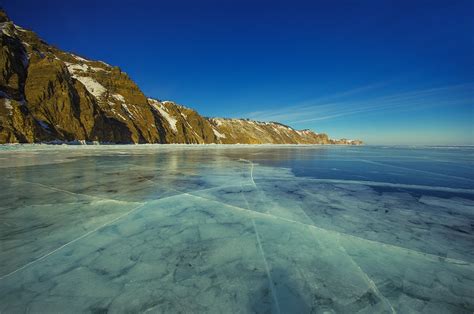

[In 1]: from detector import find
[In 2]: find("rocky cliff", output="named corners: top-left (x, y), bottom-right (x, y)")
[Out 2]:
top-left (0, 10), bottom-right (362, 145)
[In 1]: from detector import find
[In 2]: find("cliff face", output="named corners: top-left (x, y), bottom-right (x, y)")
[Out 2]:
top-left (0, 11), bottom-right (362, 145)
top-left (0, 11), bottom-right (167, 144)
top-left (209, 118), bottom-right (331, 144)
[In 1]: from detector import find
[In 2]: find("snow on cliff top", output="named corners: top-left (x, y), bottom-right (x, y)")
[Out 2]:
top-left (148, 99), bottom-right (178, 132)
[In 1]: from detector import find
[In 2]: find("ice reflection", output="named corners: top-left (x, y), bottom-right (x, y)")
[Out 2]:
top-left (0, 145), bottom-right (473, 313)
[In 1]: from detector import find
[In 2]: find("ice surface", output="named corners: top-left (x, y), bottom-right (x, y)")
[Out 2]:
top-left (0, 145), bottom-right (473, 313)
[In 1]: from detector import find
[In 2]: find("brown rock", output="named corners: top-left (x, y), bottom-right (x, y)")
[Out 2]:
top-left (0, 9), bottom-right (362, 145)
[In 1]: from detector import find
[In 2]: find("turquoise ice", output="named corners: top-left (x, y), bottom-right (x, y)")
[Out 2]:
top-left (0, 145), bottom-right (473, 313)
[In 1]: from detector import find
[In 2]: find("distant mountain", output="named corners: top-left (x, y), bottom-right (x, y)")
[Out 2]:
top-left (0, 10), bottom-right (362, 145)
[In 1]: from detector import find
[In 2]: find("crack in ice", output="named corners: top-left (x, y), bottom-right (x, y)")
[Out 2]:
top-left (5, 177), bottom-right (132, 204)
top-left (338, 242), bottom-right (397, 313)
top-left (359, 159), bottom-right (474, 183)
top-left (239, 159), bottom-right (256, 187)
top-left (169, 183), bottom-right (256, 197)
top-left (252, 219), bottom-right (281, 314)
top-left (0, 203), bottom-right (146, 281)
top-left (183, 193), bottom-right (473, 266)
top-left (286, 178), bottom-right (474, 194)
top-left (241, 185), bottom-right (252, 212)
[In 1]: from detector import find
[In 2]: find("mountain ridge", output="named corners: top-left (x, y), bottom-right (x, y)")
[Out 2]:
top-left (0, 10), bottom-right (362, 145)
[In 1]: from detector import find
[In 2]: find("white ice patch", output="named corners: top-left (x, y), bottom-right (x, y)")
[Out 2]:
top-left (212, 119), bottom-right (223, 126)
top-left (14, 24), bottom-right (27, 32)
top-left (117, 113), bottom-right (128, 121)
top-left (297, 130), bottom-right (314, 136)
top-left (65, 62), bottom-right (89, 73)
top-left (3, 99), bottom-right (13, 110)
top-left (112, 94), bottom-right (125, 102)
top-left (71, 54), bottom-right (90, 63)
top-left (74, 76), bottom-right (107, 98)
top-left (66, 62), bottom-right (106, 74)
top-left (90, 66), bottom-right (106, 72)
top-left (212, 128), bottom-right (226, 139)
top-left (272, 126), bottom-right (281, 134)
top-left (3, 99), bottom-right (13, 116)
top-left (0, 22), bottom-right (14, 37)
top-left (121, 104), bottom-right (135, 118)
top-left (111, 108), bottom-right (128, 121)
top-left (149, 99), bottom-right (178, 132)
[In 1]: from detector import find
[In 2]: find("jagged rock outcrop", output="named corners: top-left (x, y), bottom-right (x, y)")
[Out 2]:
top-left (0, 9), bottom-right (362, 145)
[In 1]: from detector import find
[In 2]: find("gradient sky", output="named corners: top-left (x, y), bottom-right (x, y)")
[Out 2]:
top-left (3, 0), bottom-right (474, 144)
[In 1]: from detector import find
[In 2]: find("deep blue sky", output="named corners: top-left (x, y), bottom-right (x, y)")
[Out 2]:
top-left (4, 0), bottom-right (473, 144)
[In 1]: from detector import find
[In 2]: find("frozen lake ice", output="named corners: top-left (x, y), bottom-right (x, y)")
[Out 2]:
top-left (0, 145), bottom-right (473, 313)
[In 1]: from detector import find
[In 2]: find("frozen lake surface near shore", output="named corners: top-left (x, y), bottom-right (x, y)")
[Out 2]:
top-left (0, 145), bottom-right (473, 313)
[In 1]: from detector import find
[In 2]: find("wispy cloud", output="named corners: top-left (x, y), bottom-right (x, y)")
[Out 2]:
top-left (245, 82), bottom-right (386, 120)
top-left (244, 83), bottom-right (474, 124)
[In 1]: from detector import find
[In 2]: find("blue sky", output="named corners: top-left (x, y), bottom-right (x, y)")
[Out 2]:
top-left (4, 0), bottom-right (473, 144)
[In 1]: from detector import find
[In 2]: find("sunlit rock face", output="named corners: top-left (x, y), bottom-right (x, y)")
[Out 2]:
top-left (0, 145), bottom-right (472, 312)
top-left (0, 9), bottom-right (361, 145)
top-left (0, 9), bottom-right (165, 144)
